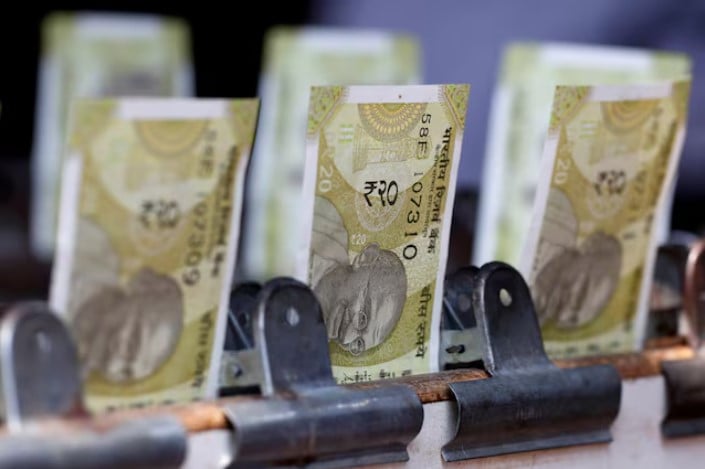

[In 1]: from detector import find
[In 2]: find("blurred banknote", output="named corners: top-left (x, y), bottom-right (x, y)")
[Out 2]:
top-left (50, 98), bottom-right (258, 411)
top-left (299, 84), bottom-right (469, 382)
top-left (475, 43), bottom-right (691, 267)
top-left (32, 12), bottom-right (193, 259)
top-left (521, 81), bottom-right (691, 357)
top-left (243, 27), bottom-right (420, 281)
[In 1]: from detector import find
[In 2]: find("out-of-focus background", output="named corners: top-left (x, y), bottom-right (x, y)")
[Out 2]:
top-left (1, 1), bottom-right (703, 298)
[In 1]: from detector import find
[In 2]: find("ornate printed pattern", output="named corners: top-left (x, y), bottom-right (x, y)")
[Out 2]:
top-left (357, 103), bottom-right (426, 141)
top-left (69, 100), bottom-right (117, 148)
top-left (135, 120), bottom-right (209, 157)
top-left (441, 84), bottom-right (470, 130)
top-left (307, 86), bottom-right (345, 136)
top-left (601, 100), bottom-right (659, 134)
top-left (549, 86), bottom-right (590, 130)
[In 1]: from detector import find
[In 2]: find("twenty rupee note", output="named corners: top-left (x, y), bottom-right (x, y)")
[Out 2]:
top-left (300, 85), bottom-right (470, 382)
top-left (522, 82), bottom-right (690, 357)
top-left (50, 98), bottom-right (258, 411)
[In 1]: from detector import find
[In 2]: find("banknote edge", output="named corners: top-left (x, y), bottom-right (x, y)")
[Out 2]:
top-left (205, 137), bottom-right (254, 398)
top-left (428, 110), bottom-right (468, 372)
top-left (49, 155), bottom-right (82, 315)
top-left (631, 116), bottom-right (689, 350)
top-left (242, 72), bottom-right (280, 280)
top-left (473, 85), bottom-right (512, 266)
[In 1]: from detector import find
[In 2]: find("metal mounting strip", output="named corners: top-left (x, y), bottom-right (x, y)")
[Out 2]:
top-left (441, 262), bottom-right (622, 461)
top-left (224, 278), bottom-right (424, 468)
top-left (661, 239), bottom-right (705, 437)
top-left (0, 416), bottom-right (187, 469)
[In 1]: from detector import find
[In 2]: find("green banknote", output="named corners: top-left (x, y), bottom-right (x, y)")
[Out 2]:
top-left (243, 27), bottom-right (420, 281)
top-left (475, 43), bottom-right (691, 267)
top-left (32, 12), bottom-right (193, 260)
top-left (299, 85), bottom-right (470, 382)
top-left (521, 82), bottom-right (691, 357)
top-left (50, 98), bottom-right (258, 411)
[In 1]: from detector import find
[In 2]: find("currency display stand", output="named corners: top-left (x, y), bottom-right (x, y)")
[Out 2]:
top-left (0, 264), bottom-right (704, 468)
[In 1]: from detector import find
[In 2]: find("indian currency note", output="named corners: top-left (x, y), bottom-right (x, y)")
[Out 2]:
top-left (521, 81), bottom-right (691, 357)
top-left (475, 43), bottom-right (691, 267)
top-left (299, 84), bottom-right (470, 382)
top-left (50, 98), bottom-right (258, 411)
top-left (243, 27), bottom-right (420, 281)
top-left (32, 12), bottom-right (193, 260)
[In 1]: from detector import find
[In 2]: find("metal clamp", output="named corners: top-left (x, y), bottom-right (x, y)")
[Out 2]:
top-left (0, 302), bottom-right (187, 469)
top-left (223, 278), bottom-right (424, 468)
top-left (441, 262), bottom-right (622, 461)
top-left (440, 266), bottom-right (482, 369)
top-left (220, 282), bottom-right (262, 392)
top-left (0, 302), bottom-right (83, 429)
top-left (661, 239), bottom-right (705, 437)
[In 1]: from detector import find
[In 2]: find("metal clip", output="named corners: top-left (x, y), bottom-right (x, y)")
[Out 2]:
top-left (661, 239), bottom-right (705, 437)
top-left (441, 262), bottom-right (622, 461)
top-left (0, 302), bottom-right (187, 469)
top-left (648, 244), bottom-right (690, 339)
top-left (223, 278), bottom-right (424, 468)
top-left (440, 266), bottom-right (482, 369)
top-left (220, 282), bottom-right (262, 392)
top-left (0, 302), bottom-right (83, 429)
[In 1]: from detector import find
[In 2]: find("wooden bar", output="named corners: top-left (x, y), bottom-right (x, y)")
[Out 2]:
top-left (9, 343), bottom-right (695, 435)
top-left (354, 342), bottom-right (695, 403)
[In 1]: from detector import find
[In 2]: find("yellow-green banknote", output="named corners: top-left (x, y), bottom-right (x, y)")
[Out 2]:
top-left (299, 85), bottom-right (470, 382)
top-left (475, 43), bottom-right (690, 268)
top-left (243, 27), bottom-right (420, 281)
top-left (32, 12), bottom-right (193, 260)
top-left (522, 82), bottom-right (691, 357)
top-left (50, 98), bottom-right (258, 411)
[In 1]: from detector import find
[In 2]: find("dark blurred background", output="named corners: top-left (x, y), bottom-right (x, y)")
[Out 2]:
top-left (0, 3), bottom-right (311, 159)
top-left (0, 1), bottom-right (703, 297)
top-left (0, 3), bottom-right (312, 298)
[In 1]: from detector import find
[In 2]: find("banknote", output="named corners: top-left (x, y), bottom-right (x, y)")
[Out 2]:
top-left (521, 81), bottom-right (691, 357)
top-left (50, 98), bottom-right (258, 411)
top-left (299, 84), bottom-right (470, 382)
top-left (242, 27), bottom-right (420, 281)
top-left (32, 12), bottom-right (193, 260)
top-left (475, 43), bottom-right (691, 268)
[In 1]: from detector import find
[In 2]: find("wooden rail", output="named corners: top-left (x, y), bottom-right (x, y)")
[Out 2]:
top-left (0, 339), bottom-right (695, 434)
top-left (11, 341), bottom-right (695, 435)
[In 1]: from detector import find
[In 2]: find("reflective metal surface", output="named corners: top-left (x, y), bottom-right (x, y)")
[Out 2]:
top-left (0, 302), bottom-right (82, 430)
top-left (662, 239), bottom-right (705, 437)
top-left (220, 282), bottom-right (263, 392)
top-left (440, 266), bottom-right (483, 369)
top-left (0, 416), bottom-right (187, 469)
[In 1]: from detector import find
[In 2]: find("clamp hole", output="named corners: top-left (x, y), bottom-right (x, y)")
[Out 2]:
top-left (499, 288), bottom-right (512, 307)
top-left (286, 307), bottom-right (300, 327)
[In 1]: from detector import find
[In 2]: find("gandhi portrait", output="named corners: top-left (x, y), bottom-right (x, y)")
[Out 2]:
top-left (69, 219), bottom-right (184, 383)
top-left (534, 232), bottom-right (622, 328)
top-left (532, 188), bottom-right (622, 328)
top-left (311, 196), bottom-right (407, 355)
